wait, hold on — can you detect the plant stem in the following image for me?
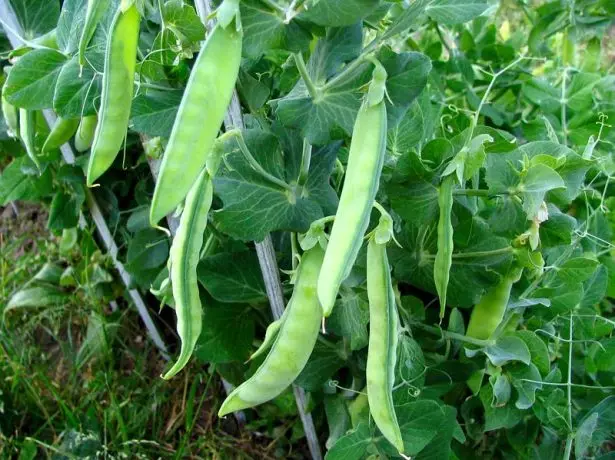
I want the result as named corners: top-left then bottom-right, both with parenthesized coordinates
top-left (564, 311), bottom-right (574, 459)
top-left (296, 138), bottom-right (312, 194)
top-left (561, 66), bottom-right (568, 145)
top-left (231, 130), bottom-right (294, 192)
top-left (412, 322), bottom-right (492, 348)
top-left (468, 55), bottom-right (527, 144)
top-left (423, 246), bottom-right (513, 261)
top-left (322, 51), bottom-right (372, 92)
top-left (294, 52), bottom-right (320, 101)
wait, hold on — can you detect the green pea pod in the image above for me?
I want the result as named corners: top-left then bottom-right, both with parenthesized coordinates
top-left (218, 245), bottom-right (325, 416)
top-left (2, 93), bottom-right (18, 137)
top-left (79, 0), bottom-right (108, 68)
top-left (74, 115), bottom-right (97, 152)
top-left (42, 117), bottom-right (79, 153)
top-left (19, 109), bottom-right (41, 171)
top-left (366, 234), bottom-right (404, 453)
top-left (162, 168), bottom-right (213, 379)
top-left (466, 267), bottom-right (523, 341)
top-left (149, 20), bottom-right (242, 226)
top-left (86, 3), bottom-right (140, 186)
top-left (318, 93), bottom-right (387, 317)
top-left (434, 175), bottom-right (454, 319)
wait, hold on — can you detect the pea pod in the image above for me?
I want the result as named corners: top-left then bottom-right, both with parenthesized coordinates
top-left (42, 117), bottom-right (79, 153)
top-left (19, 109), bottom-right (41, 171)
top-left (74, 115), bottom-right (97, 152)
top-left (317, 64), bottom-right (388, 317)
top-left (2, 93), bottom-right (18, 137)
top-left (86, 3), bottom-right (140, 186)
top-left (434, 175), bottom-right (454, 318)
top-left (79, 0), bottom-right (108, 68)
top-left (366, 213), bottom-right (404, 453)
top-left (162, 168), bottom-right (213, 379)
top-left (218, 245), bottom-right (325, 416)
top-left (466, 267), bottom-right (523, 341)
top-left (149, 14), bottom-right (242, 226)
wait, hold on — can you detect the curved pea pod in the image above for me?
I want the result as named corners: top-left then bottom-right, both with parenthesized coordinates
top-left (42, 117), bottom-right (79, 153)
top-left (366, 236), bottom-right (404, 454)
top-left (86, 3), bottom-right (140, 186)
top-left (318, 99), bottom-right (387, 317)
top-left (218, 245), bottom-right (325, 416)
top-left (2, 94), bottom-right (18, 137)
top-left (19, 109), bottom-right (41, 171)
top-left (74, 115), bottom-right (97, 152)
top-left (466, 267), bottom-right (523, 341)
top-left (434, 175), bottom-right (454, 318)
top-left (162, 168), bottom-right (213, 379)
top-left (149, 22), bottom-right (242, 226)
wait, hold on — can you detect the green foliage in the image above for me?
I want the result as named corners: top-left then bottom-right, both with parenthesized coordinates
top-left (1, 0), bottom-right (614, 458)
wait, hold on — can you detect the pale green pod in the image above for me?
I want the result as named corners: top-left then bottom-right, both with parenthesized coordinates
top-left (2, 94), bottom-right (18, 137)
top-left (86, 3), bottom-right (140, 186)
top-left (317, 99), bottom-right (387, 316)
top-left (79, 0), bottom-right (108, 68)
top-left (74, 115), bottom-right (97, 152)
top-left (366, 236), bottom-right (404, 453)
top-left (149, 22), bottom-right (242, 226)
top-left (434, 175), bottom-right (454, 318)
top-left (162, 168), bottom-right (213, 379)
top-left (218, 245), bottom-right (325, 416)
top-left (19, 109), bottom-right (41, 171)
top-left (42, 117), bottom-right (79, 153)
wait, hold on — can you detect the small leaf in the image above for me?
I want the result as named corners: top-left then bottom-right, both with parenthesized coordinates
top-left (557, 257), bottom-right (599, 285)
top-left (483, 336), bottom-right (531, 367)
top-left (325, 423), bottom-right (372, 460)
top-left (6, 286), bottom-right (68, 312)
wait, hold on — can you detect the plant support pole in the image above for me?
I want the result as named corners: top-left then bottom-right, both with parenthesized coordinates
top-left (0, 0), bottom-right (170, 361)
top-left (194, 2), bottom-right (322, 459)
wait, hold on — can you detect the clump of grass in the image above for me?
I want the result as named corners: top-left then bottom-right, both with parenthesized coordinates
top-left (0, 107), bottom-right (316, 457)
top-left (0, 203), bottom-right (301, 459)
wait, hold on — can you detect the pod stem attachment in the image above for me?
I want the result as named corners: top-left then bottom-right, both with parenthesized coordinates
top-left (230, 129), bottom-right (294, 192)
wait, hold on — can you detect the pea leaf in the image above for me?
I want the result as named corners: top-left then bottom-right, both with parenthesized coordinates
top-left (125, 229), bottom-right (169, 272)
top-left (10, 0), bottom-right (60, 39)
top-left (53, 52), bottom-right (104, 118)
top-left (195, 300), bottom-right (255, 363)
top-left (480, 385), bottom-right (524, 431)
top-left (391, 212), bottom-right (511, 307)
top-left (483, 336), bottom-right (531, 367)
top-left (325, 423), bottom-right (372, 460)
top-left (4, 49), bottom-right (67, 109)
top-left (162, 0), bottom-right (206, 45)
top-left (295, 340), bottom-right (346, 391)
top-left (213, 129), bottom-right (339, 242)
top-left (425, 0), bottom-right (490, 25)
top-left (241, 1), bottom-right (311, 58)
top-left (514, 331), bottom-right (550, 376)
top-left (298, 0), bottom-right (381, 27)
top-left (47, 190), bottom-right (82, 232)
top-left (197, 251), bottom-right (267, 303)
top-left (326, 289), bottom-right (369, 351)
top-left (130, 90), bottom-right (183, 138)
top-left (556, 257), bottom-right (599, 285)
top-left (275, 24), bottom-right (366, 145)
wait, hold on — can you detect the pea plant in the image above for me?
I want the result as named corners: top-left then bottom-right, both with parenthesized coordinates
top-left (1, 0), bottom-right (614, 458)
